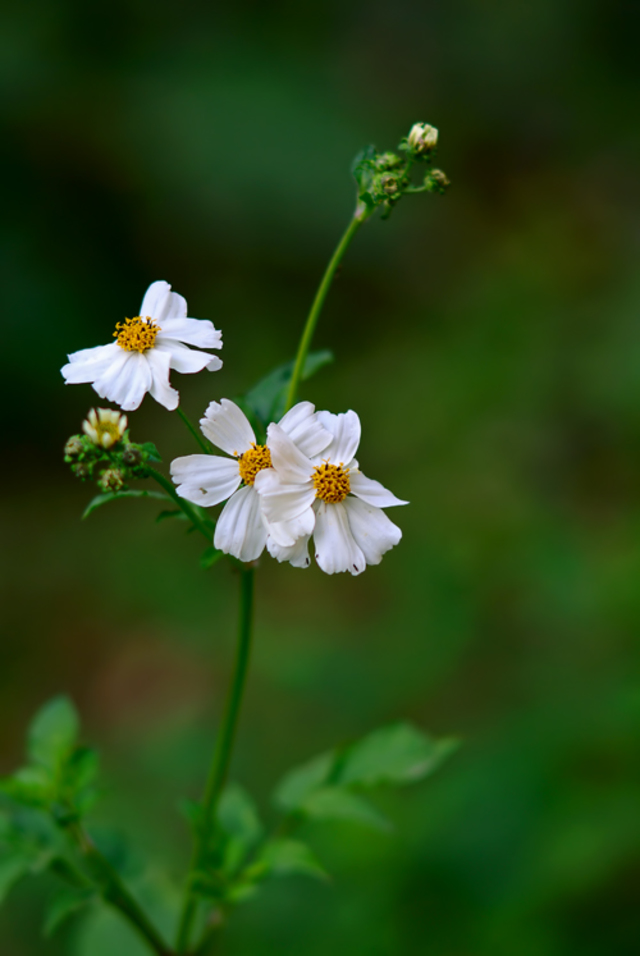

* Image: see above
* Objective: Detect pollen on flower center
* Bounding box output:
[114,316,161,352]
[312,461,350,504]
[238,444,272,485]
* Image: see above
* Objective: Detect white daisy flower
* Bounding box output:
[61,280,222,411]
[255,410,408,575]
[170,400,331,564]
[82,408,128,449]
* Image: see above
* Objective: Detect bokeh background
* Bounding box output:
[2,0,640,953]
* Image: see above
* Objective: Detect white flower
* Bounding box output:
[61,281,222,411]
[255,410,407,575]
[170,400,331,563]
[407,122,438,154]
[82,408,128,449]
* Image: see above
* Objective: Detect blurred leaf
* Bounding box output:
[155,509,188,523]
[300,787,391,831]
[219,784,263,874]
[0,766,52,807]
[0,851,31,903]
[200,546,224,569]
[273,751,335,812]
[244,350,334,425]
[82,490,169,520]
[28,697,78,772]
[336,723,459,789]
[44,886,95,937]
[138,442,161,462]
[259,838,328,881]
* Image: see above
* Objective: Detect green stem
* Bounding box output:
[148,467,214,541]
[177,407,211,454]
[176,568,256,954]
[69,823,173,956]
[283,206,369,413]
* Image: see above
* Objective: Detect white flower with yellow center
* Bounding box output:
[61,281,222,411]
[255,410,407,574]
[170,400,331,564]
[82,408,128,449]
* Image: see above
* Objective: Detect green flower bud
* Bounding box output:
[64,435,84,459]
[71,462,91,480]
[122,444,142,466]
[98,468,125,493]
[380,174,401,197]
[407,122,438,155]
[376,151,403,171]
[425,168,450,194]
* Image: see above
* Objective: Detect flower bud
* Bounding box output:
[376,151,403,171]
[98,468,125,493]
[71,462,91,480]
[122,444,142,466]
[425,168,450,194]
[407,122,438,155]
[380,174,401,197]
[83,407,127,450]
[64,435,84,459]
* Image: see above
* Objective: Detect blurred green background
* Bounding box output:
[2,0,640,952]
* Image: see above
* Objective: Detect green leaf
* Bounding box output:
[244,350,334,426]
[200,546,224,569]
[0,851,31,903]
[82,490,169,520]
[219,784,263,848]
[0,766,52,806]
[28,697,79,772]
[155,509,188,523]
[259,838,328,881]
[44,886,95,937]
[138,441,162,462]
[273,750,335,812]
[336,723,459,789]
[300,787,391,831]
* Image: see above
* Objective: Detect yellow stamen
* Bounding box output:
[238,444,272,485]
[114,316,161,352]
[312,461,350,504]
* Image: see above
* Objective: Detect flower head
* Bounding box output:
[61,281,222,411]
[170,400,331,563]
[407,122,438,155]
[255,410,408,575]
[82,408,127,449]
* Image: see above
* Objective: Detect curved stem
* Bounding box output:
[148,467,214,541]
[283,207,369,413]
[177,407,211,454]
[176,568,256,954]
[69,823,173,956]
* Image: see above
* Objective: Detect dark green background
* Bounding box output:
[2,0,640,952]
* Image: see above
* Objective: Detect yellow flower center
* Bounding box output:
[238,444,272,485]
[114,316,161,352]
[94,421,123,448]
[312,461,350,504]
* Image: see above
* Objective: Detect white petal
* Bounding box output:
[139,281,172,320]
[206,354,223,372]
[265,504,316,548]
[254,468,315,525]
[171,454,241,507]
[61,343,120,382]
[165,291,188,319]
[200,399,255,456]
[93,351,152,411]
[267,533,311,569]
[349,470,408,508]
[278,402,332,458]
[266,423,314,483]
[154,341,214,374]
[316,410,361,465]
[146,347,179,411]
[214,486,267,562]
[313,501,366,576]
[344,497,402,566]
[158,317,222,350]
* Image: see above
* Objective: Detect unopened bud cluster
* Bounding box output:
[352,120,449,219]
[64,408,161,491]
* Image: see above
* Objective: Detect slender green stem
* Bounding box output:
[148,467,214,541]
[176,568,256,954]
[283,207,369,413]
[177,407,211,454]
[69,823,173,956]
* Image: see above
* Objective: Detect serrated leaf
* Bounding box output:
[337,723,459,789]
[0,851,31,903]
[260,839,328,881]
[44,886,95,937]
[82,490,169,520]
[244,350,334,426]
[300,787,391,831]
[28,697,79,772]
[273,750,335,812]
[200,546,224,569]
